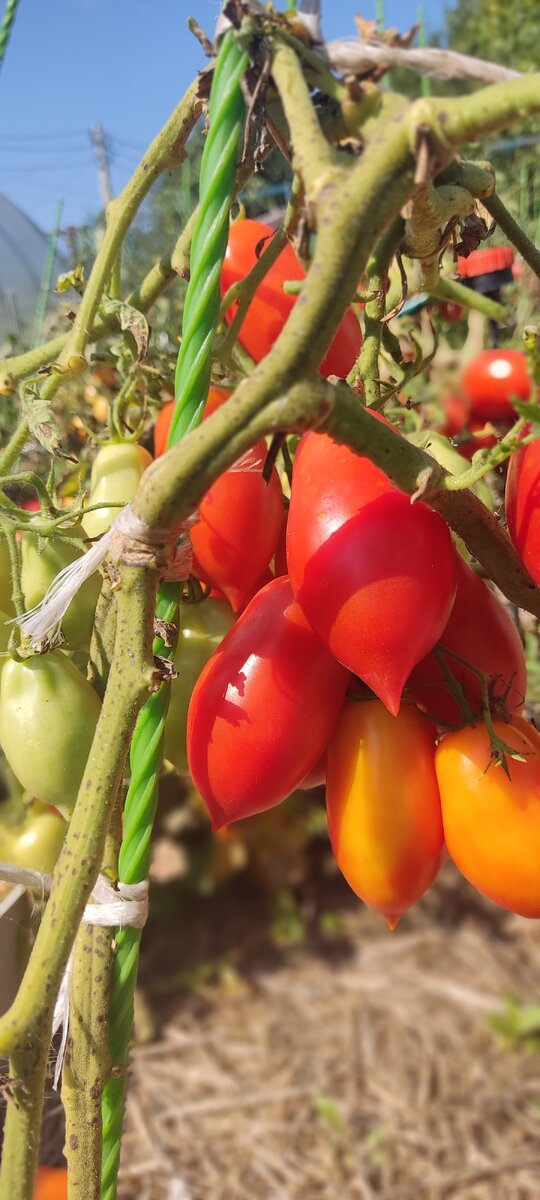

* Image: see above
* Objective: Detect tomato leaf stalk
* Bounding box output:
[100,30,248,1200]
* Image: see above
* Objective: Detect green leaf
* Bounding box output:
[101,297,150,360]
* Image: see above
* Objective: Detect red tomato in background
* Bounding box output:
[187,577,350,829]
[456,418,502,461]
[506,438,540,587]
[440,393,470,438]
[462,350,532,422]
[190,442,283,612]
[153,387,229,457]
[407,554,526,724]
[436,716,540,917]
[221,219,362,378]
[327,700,444,928]
[286,425,457,715]
[438,301,465,323]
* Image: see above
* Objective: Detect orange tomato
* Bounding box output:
[153,386,230,456]
[34,1165,67,1200]
[326,700,444,928]
[435,716,540,918]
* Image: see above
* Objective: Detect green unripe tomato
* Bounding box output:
[0,649,101,818]
[8,800,67,874]
[0,608,11,670]
[0,537,15,616]
[164,598,235,775]
[20,524,100,651]
[82,442,153,540]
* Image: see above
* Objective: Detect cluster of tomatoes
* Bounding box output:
[0,217,539,932]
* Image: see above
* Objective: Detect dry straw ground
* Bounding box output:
[116,854,540,1200]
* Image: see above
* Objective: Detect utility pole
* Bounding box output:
[89,122,113,209]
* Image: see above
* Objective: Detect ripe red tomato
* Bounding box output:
[456,418,501,461]
[435,715,540,917]
[154,386,229,456]
[407,554,526,725]
[187,577,350,828]
[506,438,540,587]
[286,424,457,715]
[462,350,532,422]
[190,442,284,612]
[327,699,444,927]
[440,393,470,438]
[221,219,362,378]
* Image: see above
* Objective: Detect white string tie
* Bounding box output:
[0,863,148,1088]
[10,503,197,648]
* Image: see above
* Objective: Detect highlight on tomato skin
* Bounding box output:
[326,699,445,929]
[186,576,350,830]
[462,349,532,423]
[406,554,527,726]
[435,716,540,918]
[286,424,458,715]
[220,218,362,379]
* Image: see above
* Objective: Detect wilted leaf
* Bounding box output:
[21,384,63,457]
[101,297,150,360]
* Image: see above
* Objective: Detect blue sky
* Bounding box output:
[0,0,447,234]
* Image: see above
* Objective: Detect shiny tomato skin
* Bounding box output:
[327,700,444,927]
[221,219,361,378]
[462,350,532,422]
[407,554,526,724]
[187,577,350,829]
[435,716,540,917]
[506,438,540,586]
[34,1166,67,1200]
[153,387,229,457]
[439,301,465,323]
[190,441,284,613]
[286,428,457,715]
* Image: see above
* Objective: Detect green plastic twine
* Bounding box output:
[0,0,20,72]
[100,29,247,1200]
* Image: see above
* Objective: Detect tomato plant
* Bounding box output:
[221,219,362,378]
[190,440,284,612]
[462,350,532,422]
[20,520,101,652]
[187,577,350,828]
[82,442,153,539]
[326,699,444,927]
[407,554,526,724]
[153,386,229,456]
[164,597,235,775]
[435,716,540,917]
[506,437,540,587]
[0,650,101,817]
[286,426,457,714]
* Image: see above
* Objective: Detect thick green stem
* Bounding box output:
[349,219,405,399]
[63,924,113,1200]
[429,277,507,322]
[0,1040,50,1200]
[0,417,29,475]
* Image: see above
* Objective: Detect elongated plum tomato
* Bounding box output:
[327,700,444,928]
[82,442,153,539]
[435,716,540,917]
[462,350,532,422]
[153,386,229,457]
[34,1166,67,1200]
[506,438,540,587]
[0,650,101,818]
[20,519,100,652]
[164,598,235,775]
[220,219,362,378]
[187,577,350,828]
[190,442,284,612]
[407,554,526,724]
[286,422,457,715]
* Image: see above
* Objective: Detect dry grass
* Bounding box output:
[117,861,540,1200]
